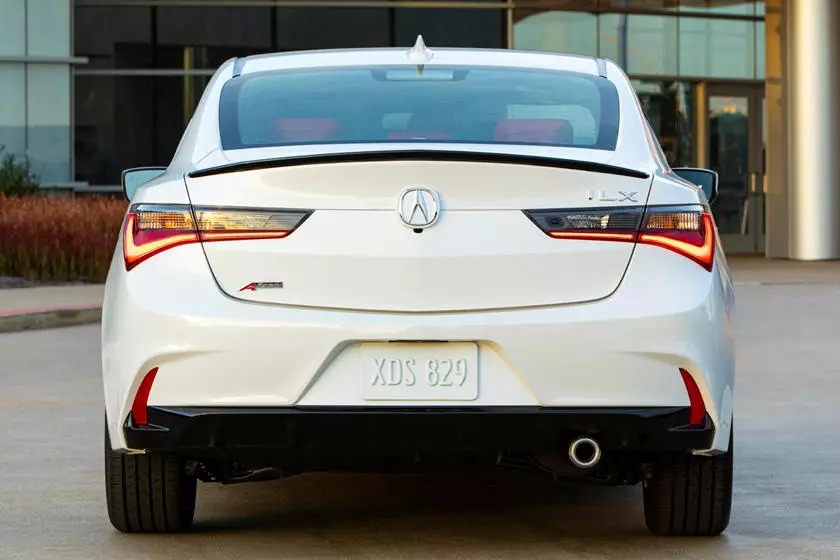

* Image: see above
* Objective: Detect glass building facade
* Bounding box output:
[67,0,765,188]
[20,1,840,258]
[0,0,76,186]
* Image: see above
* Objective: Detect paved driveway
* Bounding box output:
[0,280,838,559]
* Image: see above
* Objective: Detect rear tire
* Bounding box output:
[105,424,196,533]
[643,430,733,536]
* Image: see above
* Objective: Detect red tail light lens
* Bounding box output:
[123,205,198,270]
[524,204,715,271]
[639,209,715,271]
[123,204,310,270]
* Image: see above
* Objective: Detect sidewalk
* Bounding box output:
[0,257,839,332]
[0,284,104,333]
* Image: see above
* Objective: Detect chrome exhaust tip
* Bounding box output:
[568,436,602,469]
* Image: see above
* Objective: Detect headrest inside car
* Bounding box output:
[387,131,452,140]
[273,118,342,142]
[494,119,575,145]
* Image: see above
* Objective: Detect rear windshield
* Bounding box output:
[219,65,620,151]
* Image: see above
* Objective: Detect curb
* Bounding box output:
[0,305,102,334]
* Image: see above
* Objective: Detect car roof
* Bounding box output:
[234,45,604,78]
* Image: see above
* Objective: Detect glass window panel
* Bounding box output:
[74,6,153,69]
[275,8,389,51]
[157,7,271,68]
[27,0,70,57]
[75,75,207,185]
[600,0,678,9]
[0,0,25,56]
[756,21,765,79]
[394,9,504,48]
[513,10,598,56]
[27,65,71,184]
[679,0,757,16]
[632,80,693,166]
[599,14,677,75]
[0,63,26,158]
[708,94,750,234]
[679,17,755,78]
[220,66,620,150]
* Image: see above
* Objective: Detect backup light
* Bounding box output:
[123,204,310,270]
[525,204,715,271]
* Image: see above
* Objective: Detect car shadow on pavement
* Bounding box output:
[173,471,736,558]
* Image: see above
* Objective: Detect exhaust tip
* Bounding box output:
[568,436,601,469]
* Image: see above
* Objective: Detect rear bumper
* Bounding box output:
[104,242,735,455]
[125,406,714,457]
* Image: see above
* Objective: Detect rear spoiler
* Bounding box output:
[188,150,650,179]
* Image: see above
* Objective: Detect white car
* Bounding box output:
[102,38,735,536]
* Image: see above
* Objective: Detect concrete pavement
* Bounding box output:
[0,284,103,333]
[0,281,839,558]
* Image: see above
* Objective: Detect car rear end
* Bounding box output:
[102,47,735,535]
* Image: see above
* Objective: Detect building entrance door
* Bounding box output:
[705,85,765,254]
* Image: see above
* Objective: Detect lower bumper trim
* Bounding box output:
[124,406,714,456]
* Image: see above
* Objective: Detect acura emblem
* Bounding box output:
[397,187,440,228]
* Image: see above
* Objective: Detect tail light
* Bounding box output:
[525,204,715,271]
[123,204,310,270]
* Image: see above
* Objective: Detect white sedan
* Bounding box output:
[102,38,735,536]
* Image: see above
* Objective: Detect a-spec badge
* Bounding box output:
[239,282,284,292]
[397,187,440,229]
[587,189,639,202]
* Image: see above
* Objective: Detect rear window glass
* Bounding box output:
[219,65,620,151]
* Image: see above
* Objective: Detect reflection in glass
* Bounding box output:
[27,0,70,57]
[0,63,26,157]
[513,10,598,56]
[679,0,758,16]
[75,76,209,185]
[0,0,25,57]
[27,65,71,184]
[395,9,504,48]
[680,18,756,78]
[755,21,765,79]
[633,80,693,167]
[156,6,272,67]
[74,6,153,69]
[276,8,389,51]
[599,14,677,74]
[708,95,750,234]
[600,0,677,9]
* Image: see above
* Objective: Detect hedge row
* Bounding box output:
[0,195,127,282]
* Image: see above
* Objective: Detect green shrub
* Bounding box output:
[0,194,127,282]
[0,146,39,196]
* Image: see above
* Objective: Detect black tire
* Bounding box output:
[105,425,196,533]
[643,430,733,536]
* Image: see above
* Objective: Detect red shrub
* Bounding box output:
[0,194,127,282]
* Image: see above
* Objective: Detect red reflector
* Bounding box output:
[131,367,158,426]
[679,368,706,426]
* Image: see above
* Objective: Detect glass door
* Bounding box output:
[706,85,765,254]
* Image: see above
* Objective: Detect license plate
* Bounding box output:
[360,342,478,401]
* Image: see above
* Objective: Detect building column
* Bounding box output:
[786,0,840,260]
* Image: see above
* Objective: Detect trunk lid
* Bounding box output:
[185,152,651,312]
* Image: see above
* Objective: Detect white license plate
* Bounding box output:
[360,342,478,401]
